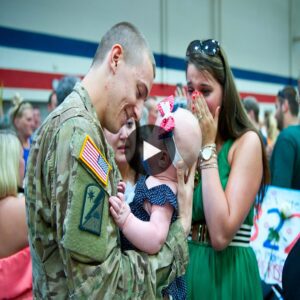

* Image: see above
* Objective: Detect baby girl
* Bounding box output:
[109,95,202,299]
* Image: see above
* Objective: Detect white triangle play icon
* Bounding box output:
[143,141,161,161]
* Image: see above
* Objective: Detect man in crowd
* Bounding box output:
[243,96,267,145]
[25,22,194,298]
[270,86,300,189]
[47,90,57,112]
[32,106,41,131]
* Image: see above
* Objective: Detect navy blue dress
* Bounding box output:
[121,175,187,300]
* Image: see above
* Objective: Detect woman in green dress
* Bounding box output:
[185,39,270,299]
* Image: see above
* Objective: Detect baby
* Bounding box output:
[109,95,202,299]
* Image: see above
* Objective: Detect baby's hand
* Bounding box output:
[109,192,131,229]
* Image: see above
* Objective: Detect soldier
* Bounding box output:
[25,22,195,299]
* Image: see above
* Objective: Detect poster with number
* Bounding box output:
[250,186,300,287]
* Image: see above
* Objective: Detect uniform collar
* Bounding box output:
[73,82,101,128]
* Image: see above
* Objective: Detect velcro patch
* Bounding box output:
[79,135,111,186]
[79,184,105,236]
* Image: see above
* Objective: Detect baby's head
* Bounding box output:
[155,96,202,172]
[172,108,202,168]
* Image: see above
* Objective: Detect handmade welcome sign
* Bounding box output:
[250,186,300,287]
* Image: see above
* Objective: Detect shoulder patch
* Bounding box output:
[79,184,105,235]
[79,135,112,186]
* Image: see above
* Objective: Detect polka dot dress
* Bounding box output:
[120,176,186,300]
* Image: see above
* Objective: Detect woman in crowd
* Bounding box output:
[104,117,142,202]
[185,39,270,299]
[0,131,32,299]
[10,95,34,169]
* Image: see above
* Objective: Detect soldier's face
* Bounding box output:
[103,53,153,133]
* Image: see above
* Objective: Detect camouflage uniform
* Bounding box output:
[25,83,188,299]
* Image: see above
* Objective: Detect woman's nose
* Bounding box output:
[119,127,129,139]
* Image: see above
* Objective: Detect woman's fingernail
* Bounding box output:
[192,91,199,99]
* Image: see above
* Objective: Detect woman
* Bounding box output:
[104,118,142,201]
[185,39,270,299]
[0,131,32,299]
[10,95,34,169]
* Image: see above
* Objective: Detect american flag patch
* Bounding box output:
[79,136,111,186]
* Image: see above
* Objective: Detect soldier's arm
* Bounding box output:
[52,119,190,299]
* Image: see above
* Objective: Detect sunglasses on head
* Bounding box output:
[186,39,220,58]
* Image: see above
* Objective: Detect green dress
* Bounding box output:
[186,139,263,300]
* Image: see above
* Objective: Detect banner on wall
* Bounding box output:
[250,186,300,287]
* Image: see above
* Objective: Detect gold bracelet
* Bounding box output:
[200,163,218,170]
[199,157,218,167]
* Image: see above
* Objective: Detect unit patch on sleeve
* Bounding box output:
[79,135,112,186]
[79,184,105,235]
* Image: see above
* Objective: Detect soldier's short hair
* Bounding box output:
[92,22,156,78]
[277,86,299,117]
[0,131,22,198]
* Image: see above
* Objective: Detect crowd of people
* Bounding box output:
[0,21,299,300]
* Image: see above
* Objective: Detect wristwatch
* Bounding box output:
[199,144,217,161]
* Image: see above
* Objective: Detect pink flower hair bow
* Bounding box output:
[157,95,175,132]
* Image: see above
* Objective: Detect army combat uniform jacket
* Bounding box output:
[25,83,188,299]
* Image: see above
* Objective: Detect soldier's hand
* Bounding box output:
[109,193,131,229]
[176,161,196,236]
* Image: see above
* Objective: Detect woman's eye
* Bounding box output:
[201,90,210,97]
[127,121,134,128]
[187,88,194,95]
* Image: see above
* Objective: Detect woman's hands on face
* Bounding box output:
[191,91,220,146]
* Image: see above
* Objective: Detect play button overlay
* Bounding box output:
[143,141,161,160]
[125,125,175,176]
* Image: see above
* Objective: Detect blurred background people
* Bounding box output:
[56,75,80,106]
[270,86,300,189]
[10,94,34,169]
[174,83,188,108]
[243,96,267,145]
[263,111,279,160]
[47,90,57,113]
[139,106,149,126]
[32,106,41,132]
[0,131,32,300]
[144,96,158,125]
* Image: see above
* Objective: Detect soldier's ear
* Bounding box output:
[109,44,124,74]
